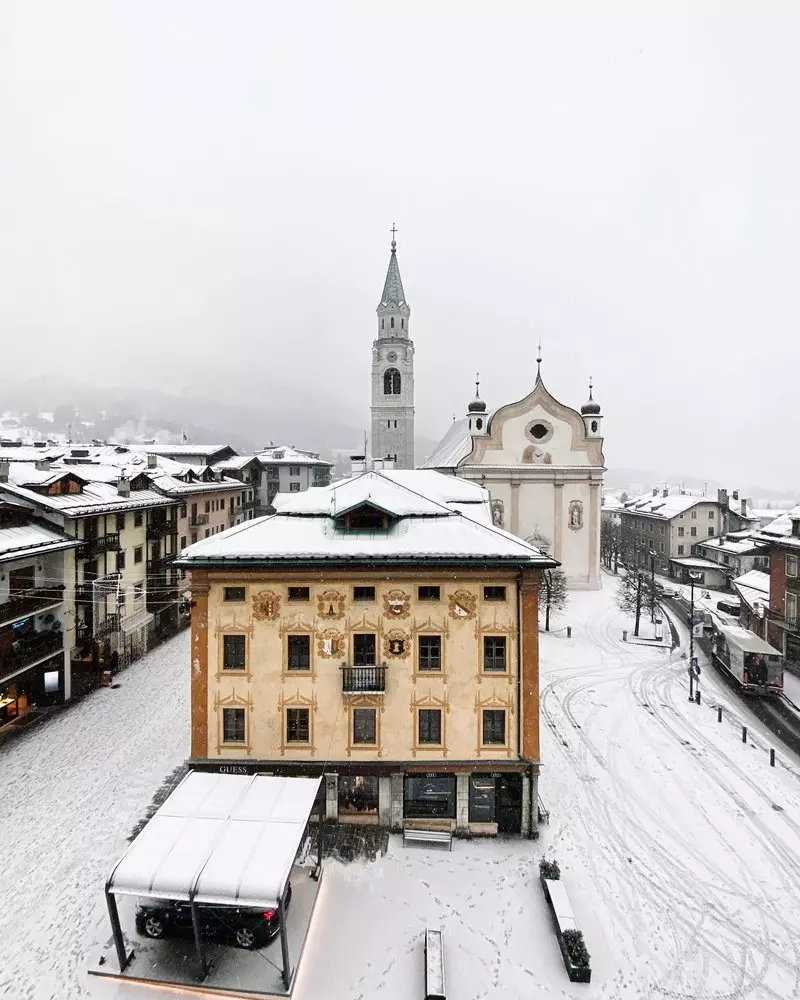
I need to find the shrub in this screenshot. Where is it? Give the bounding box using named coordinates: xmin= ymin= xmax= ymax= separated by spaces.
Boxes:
xmin=539 ymin=858 xmax=560 ymax=880
xmin=562 ymin=929 xmax=590 ymax=968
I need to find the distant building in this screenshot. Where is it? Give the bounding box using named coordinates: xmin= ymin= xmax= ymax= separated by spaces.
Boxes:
xmin=139 ymin=444 xmax=237 ymax=467
xmin=209 ymin=456 xmax=265 ymax=518
xmin=0 ymin=501 xmax=79 ymax=720
xmin=257 ymin=446 xmax=333 ymax=508
xmin=754 ymin=504 xmax=800 ymax=674
xmin=423 ymin=365 xmax=605 ymax=590
xmin=179 ymin=470 xmax=555 ymax=837
xmin=695 ymin=531 xmax=769 ymax=590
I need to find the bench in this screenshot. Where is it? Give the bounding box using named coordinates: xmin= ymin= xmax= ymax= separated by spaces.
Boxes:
xmin=541 ymin=875 xmax=591 ymax=983
xmin=424 ymin=928 xmax=446 ymax=1000
xmin=537 ymin=794 xmax=550 ymax=825
xmin=403 ymin=827 xmax=453 ymax=851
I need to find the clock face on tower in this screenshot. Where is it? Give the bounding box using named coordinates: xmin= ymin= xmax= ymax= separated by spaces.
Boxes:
xmin=386 ymin=351 xmax=398 ymax=362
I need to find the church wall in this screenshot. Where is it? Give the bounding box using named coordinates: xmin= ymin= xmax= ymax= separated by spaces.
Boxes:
xmin=474 ymin=403 xmax=596 ymax=468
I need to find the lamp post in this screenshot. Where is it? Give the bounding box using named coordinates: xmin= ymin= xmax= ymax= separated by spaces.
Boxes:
xmin=688 ymin=570 xmax=703 ymax=701
xmin=649 ymin=548 xmax=657 ymax=623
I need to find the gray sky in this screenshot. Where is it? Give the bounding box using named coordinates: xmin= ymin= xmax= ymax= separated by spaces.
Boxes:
xmin=2 ymin=2 xmax=798 ymax=489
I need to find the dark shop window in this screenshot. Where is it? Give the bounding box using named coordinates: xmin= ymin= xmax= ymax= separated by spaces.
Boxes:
xmin=403 ymin=774 xmax=455 ymax=819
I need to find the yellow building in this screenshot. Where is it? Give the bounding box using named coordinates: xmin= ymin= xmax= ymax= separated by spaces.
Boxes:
xmin=179 ymin=471 xmax=555 ymax=837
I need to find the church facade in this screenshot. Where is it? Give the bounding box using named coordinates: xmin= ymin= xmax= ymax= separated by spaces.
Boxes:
xmin=423 ymin=368 xmax=605 ymax=590
xmin=370 ymin=236 xmax=415 ymax=470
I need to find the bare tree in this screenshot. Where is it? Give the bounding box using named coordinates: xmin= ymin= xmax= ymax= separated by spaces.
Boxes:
xmin=616 ymin=571 xmax=656 ymax=637
xmin=541 ymin=568 xmax=569 ymax=631
xmin=600 ymin=519 xmax=621 ymax=573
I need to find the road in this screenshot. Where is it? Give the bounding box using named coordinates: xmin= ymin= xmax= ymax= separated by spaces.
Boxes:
xmin=0 ymin=631 xmax=189 ymax=1000
xmin=539 ymin=575 xmax=800 ymax=998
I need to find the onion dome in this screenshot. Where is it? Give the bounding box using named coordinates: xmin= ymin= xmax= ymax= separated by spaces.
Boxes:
xmin=468 ymin=374 xmax=486 ymax=413
xmin=581 ymin=378 xmax=601 ymax=415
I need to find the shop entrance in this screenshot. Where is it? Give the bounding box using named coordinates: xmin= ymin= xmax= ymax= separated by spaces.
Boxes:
xmin=495 ymin=774 xmax=522 ymax=833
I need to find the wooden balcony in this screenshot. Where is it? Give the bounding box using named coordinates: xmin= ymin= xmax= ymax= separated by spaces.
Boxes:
xmin=0 ymin=586 xmax=65 ymax=628
xmin=147 ymin=520 xmax=177 ymax=540
xmin=189 ymin=513 xmax=209 ymax=527
xmin=0 ymin=630 xmax=63 ymax=682
xmin=341 ymin=665 xmax=387 ymax=694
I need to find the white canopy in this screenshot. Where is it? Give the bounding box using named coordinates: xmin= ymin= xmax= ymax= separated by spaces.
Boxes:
xmin=718 ymin=625 xmax=782 ymax=657
xmin=108 ymin=772 xmax=321 ymax=909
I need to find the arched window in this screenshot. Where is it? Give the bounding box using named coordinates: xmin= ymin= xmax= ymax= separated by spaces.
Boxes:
xmin=381 ymin=319 xmax=384 ymax=329
xmin=384 ymin=368 xmax=401 ymax=395
xmin=401 ymin=318 xmax=404 ymax=329
xmin=390 ymin=317 xmax=395 ymax=328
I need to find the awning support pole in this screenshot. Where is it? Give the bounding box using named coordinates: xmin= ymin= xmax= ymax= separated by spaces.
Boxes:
xmin=105 ymin=887 xmax=130 ymax=972
xmin=278 ymin=888 xmax=291 ymax=990
xmin=189 ymin=896 xmax=208 ymax=980
xmin=316 ymin=795 xmax=324 ymax=876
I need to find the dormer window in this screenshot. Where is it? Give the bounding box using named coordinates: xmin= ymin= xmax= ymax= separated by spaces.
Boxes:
xmin=343 ymin=504 xmax=389 ymax=531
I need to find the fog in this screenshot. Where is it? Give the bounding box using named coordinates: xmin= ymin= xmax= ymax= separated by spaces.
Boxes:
xmin=1 ymin=2 xmax=798 ymax=489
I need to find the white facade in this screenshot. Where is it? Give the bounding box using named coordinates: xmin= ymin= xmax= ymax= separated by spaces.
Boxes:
xmin=423 ymin=375 xmax=605 ymax=590
xmin=370 ymin=240 xmax=415 ymax=470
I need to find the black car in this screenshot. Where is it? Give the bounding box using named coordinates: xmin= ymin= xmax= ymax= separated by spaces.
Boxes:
xmin=135 ymin=883 xmax=292 ymax=950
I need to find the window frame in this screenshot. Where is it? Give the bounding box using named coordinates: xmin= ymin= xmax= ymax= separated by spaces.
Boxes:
xmin=223 ymin=586 xmax=246 ymax=602
xmin=417 ymin=585 xmax=441 ymax=602
xmin=483 ymin=586 xmax=507 ymax=602
xmin=133 ymin=546 xmax=143 ymax=564
xmin=287 ymin=633 xmax=311 ymax=672
xmin=417 ymin=634 xmax=442 ymax=672
xmin=353 ymin=585 xmax=376 ymax=603
xmin=351 ymin=707 xmax=378 ymax=746
xmin=787 ymin=554 xmax=798 ymax=579
xmin=287 ymin=586 xmax=310 ymax=602
xmin=481 ymin=709 xmax=507 ymax=747
xmin=221 ymin=707 xmax=247 ymax=745
xmin=221 ymin=633 xmax=247 ymax=672
xmin=285 ymin=707 xmax=311 ymax=745
xmin=483 ymin=635 xmax=508 ymax=674
xmin=353 ymin=632 xmax=377 ymax=666
xmin=417 ymin=708 xmax=443 ymax=746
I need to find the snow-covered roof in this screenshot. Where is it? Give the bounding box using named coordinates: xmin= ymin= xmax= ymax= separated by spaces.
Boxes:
xmin=623 ymin=490 xmax=756 ymax=522
xmin=258 ymin=445 xmax=331 ymax=467
xmin=755 ymin=503 xmax=800 ymax=550
xmin=179 ymin=471 xmax=555 ymax=567
xmin=732 ymin=569 xmax=770 ymax=612
xmin=696 ymin=534 xmax=764 ymax=556
xmin=108 ymin=772 xmax=321 ymax=908
xmin=140 ymin=444 xmax=232 ymax=458
xmin=669 ymin=556 xmax=724 ymax=570
xmin=601 ymin=495 xmax=625 ymax=511
xmin=0 ymin=478 xmax=177 ymax=517
xmin=420 ymin=418 xmax=476 ymax=470
xmin=149 ymin=473 xmax=244 ymax=496
xmin=0 ymin=521 xmax=80 ymax=562
xmin=212 ymin=455 xmax=262 ymax=473
xmin=718 ymin=625 xmax=782 ymax=656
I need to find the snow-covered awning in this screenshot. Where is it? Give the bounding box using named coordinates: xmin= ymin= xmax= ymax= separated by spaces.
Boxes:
xmin=108 ymin=772 xmax=321 ymax=909
xmin=718 ymin=625 xmax=782 ymax=656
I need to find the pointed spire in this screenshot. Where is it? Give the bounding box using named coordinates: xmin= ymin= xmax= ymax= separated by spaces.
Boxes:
xmin=468 ymin=371 xmax=486 ymax=413
xmin=536 ymin=339 xmax=543 ymax=382
xmin=377 ymin=225 xmax=407 ymax=313
xmin=581 ymin=375 xmax=601 ymax=414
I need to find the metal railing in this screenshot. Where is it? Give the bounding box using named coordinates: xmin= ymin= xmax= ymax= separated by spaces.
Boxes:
xmin=147 ymin=520 xmax=176 ymax=539
xmin=0 ymin=586 xmax=65 ymax=627
xmin=0 ymin=630 xmax=63 ymax=681
xmin=341 ymin=664 xmax=387 ymax=693
xmin=78 ymin=533 xmax=120 ymax=558
xmin=189 ymin=513 xmax=210 ymax=527
xmin=95 ymin=613 xmax=121 ymax=637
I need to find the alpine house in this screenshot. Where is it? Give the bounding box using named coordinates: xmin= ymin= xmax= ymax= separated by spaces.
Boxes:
xmin=177 ymin=469 xmax=556 ymax=838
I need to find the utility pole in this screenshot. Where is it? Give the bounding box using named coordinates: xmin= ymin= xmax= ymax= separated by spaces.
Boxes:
xmin=634 ymin=573 xmax=643 ymax=637
xmin=649 ymin=549 xmax=657 ymax=623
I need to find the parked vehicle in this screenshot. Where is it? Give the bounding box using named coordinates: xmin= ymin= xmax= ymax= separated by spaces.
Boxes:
xmin=716 ymin=600 xmax=741 ymax=616
xmin=135 ymin=883 xmax=292 ymax=949
xmin=711 ymin=626 xmax=783 ymax=696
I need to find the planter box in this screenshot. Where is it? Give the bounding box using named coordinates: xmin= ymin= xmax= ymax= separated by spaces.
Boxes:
xmin=540 ymin=875 xmax=592 ymax=984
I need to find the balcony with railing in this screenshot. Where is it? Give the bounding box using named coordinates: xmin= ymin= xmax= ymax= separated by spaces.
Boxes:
xmin=146 ymin=579 xmax=181 ymax=611
xmin=95 ymin=613 xmax=121 ymax=638
xmin=188 ymin=513 xmax=209 ymax=527
xmin=0 ymin=629 xmax=64 ymax=682
xmin=341 ymin=664 xmax=387 ymax=694
xmin=77 ymin=533 xmax=120 ymax=559
xmin=0 ymin=586 xmax=65 ymax=628
xmin=146 ymin=553 xmax=176 ymax=574
xmin=147 ymin=519 xmax=177 ymax=540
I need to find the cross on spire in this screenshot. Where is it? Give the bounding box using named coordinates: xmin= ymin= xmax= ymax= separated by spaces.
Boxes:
xmin=390 ymin=223 xmax=397 ymax=249
xmin=536 ymin=339 xmax=543 ymax=380
xmin=475 ymin=372 xmax=480 ymax=396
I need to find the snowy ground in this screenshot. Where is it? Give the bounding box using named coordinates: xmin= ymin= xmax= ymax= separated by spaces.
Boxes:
xmin=0 ymin=632 xmax=189 ymax=1000
xmin=8 ymin=581 xmax=800 ymax=1000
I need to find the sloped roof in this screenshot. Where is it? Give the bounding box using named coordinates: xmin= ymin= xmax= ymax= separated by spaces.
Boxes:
xmin=258 ymin=445 xmax=331 ymax=467
xmin=732 ymin=569 xmax=770 ymax=612
xmin=377 ymin=247 xmax=407 ymax=312
xmin=718 ymin=625 xmax=782 ymax=656
xmin=755 ymin=503 xmax=800 ymax=550
xmin=0 ymin=521 xmax=80 ymax=561
xmin=420 ymin=418 xmax=475 ymax=470
xmin=0 ymin=478 xmax=176 ymax=516
xmin=273 ymin=472 xmax=452 ymax=518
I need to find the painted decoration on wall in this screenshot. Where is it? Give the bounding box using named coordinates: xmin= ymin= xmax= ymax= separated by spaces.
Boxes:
xmin=383 ymin=589 xmax=411 ymax=619
xmin=568 ymin=500 xmax=584 ymax=530
xmin=252 ymin=591 xmax=281 ymax=621
xmin=316 ymin=629 xmax=345 ymax=658
xmin=522 ymin=444 xmax=553 ymax=464
xmin=317 ymin=590 xmax=346 ymax=620
xmin=448 ymin=589 xmax=478 ymax=620
xmin=383 ymin=629 xmax=410 ymax=659
xmin=490 ymin=499 xmax=505 ymax=528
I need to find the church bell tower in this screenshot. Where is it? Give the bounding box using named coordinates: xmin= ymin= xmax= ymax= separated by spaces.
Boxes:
xmin=370 ymin=228 xmax=415 ymax=469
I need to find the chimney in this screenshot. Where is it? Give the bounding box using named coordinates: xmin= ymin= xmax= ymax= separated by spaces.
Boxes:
xmin=732 ymin=489 xmax=739 ymax=501
xmin=652 ymin=487 xmax=658 ymax=496
xmin=662 ymin=488 xmax=669 ymax=498
xmin=351 ymin=454 xmax=366 ymax=476
xmin=35 ymin=458 xmax=51 ymax=472
xmin=0 ymin=459 xmax=9 ymax=482
xmin=717 ymin=488 xmax=728 ymax=509
xmin=117 ymin=476 xmax=130 ymax=497
xmin=741 ymin=497 xmax=747 ymax=516
xmin=147 ymin=454 xmax=157 ymax=469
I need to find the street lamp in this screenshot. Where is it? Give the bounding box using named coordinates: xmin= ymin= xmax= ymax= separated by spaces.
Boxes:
xmin=649 ymin=548 xmax=657 ymax=623
xmin=687 ymin=570 xmax=703 ymax=701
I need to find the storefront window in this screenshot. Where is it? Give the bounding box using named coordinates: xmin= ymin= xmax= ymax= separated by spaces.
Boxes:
xmin=469 ymin=775 xmax=496 ymax=822
xmin=404 ymin=774 xmax=456 ymax=819
xmin=338 ymin=775 xmax=379 ymax=816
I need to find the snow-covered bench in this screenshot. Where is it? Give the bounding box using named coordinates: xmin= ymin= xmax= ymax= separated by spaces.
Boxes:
xmin=403 ymin=827 xmax=452 ymax=851
xmin=540 ymin=875 xmax=591 ymax=983
xmin=424 ymin=928 xmax=446 ymax=1000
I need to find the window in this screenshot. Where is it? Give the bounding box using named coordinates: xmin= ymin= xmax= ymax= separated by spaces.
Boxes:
xmin=418 ymin=635 xmax=442 ymax=671
xmin=220 ymin=497 xmax=225 ymax=509
xmin=286 ymin=708 xmax=310 ymax=743
xmin=352 ymin=708 xmax=377 ymax=745
xmin=787 ymin=592 xmax=798 ymax=622
xmin=708 ymin=527 xmax=714 ymax=536
xmin=222 ymin=708 xmax=246 ymax=743
xmin=134 ymin=511 xmax=143 ymax=528
xmin=483 ymin=636 xmax=507 ymax=673
xmin=401 ymin=318 xmax=404 ymax=329
xmin=339 ymin=775 xmax=378 ymax=815
xmin=482 ymin=709 xmax=506 ymax=745
xmin=679 ymin=513 xmax=684 ymax=520
xmin=787 ymin=555 xmax=798 ymax=579
xmin=418 ymin=585 xmax=440 ymax=601
xmin=116 ymin=513 xmax=126 ymax=532
xmin=678 ymin=527 xmax=684 ymax=537
xmin=390 ymin=316 xmax=394 ymax=328
xmin=289 ymin=466 xmax=300 ymax=476
xmin=205 ymin=501 xmax=211 ymax=513
xmin=289 ymin=483 xmax=301 ymax=492
xmin=180 ymin=535 xmax=187 ymax=549
xmin=691 ymin=510 xmax=697 ymax=519
xmin=223 ymin=634 xmax=246 ymax=670
xmin=383 ymin=367 xmax=401 ymax=395
xmin=180 ymin=504 xmax=187 ymax=518
xmin=288 ymin=586 xmax=310 ymax=601
xmin=709 ymin=510 xmax=715 ymax=519
xmin=659 ymin=542 xmax=665 ymax=553
xmin=347 ymin=507 xmax=386 ymax=530
xmin=353 ymin=586 xmax=375 ymax=602
xmin=288 ymin=634 xmax=311 ymax=671
xmin=660 ymin=525 xmax=665 ymax=535
xmin=134 ymin=546 xmax=143 ymax=564
xmin=418 ymin=709 xmax=442 ymax=744
xmin=404 ymin=774 xmax=455 ymax=819
xmin=484 ymin=586 xmax=506 ymax=601
xmin=204 ymin=529 xmax=210 ymax=538
xmin=224 ymin=586 xmax=245 ymax=602
xmin=191 ymin=532 xmax=197 ymax=544
xmin=353 ymin=633 xmax=376 ymax=665
xmin=690 ymin=527 xmax=697 ymax=537
xmin=678 ymin=544 xmax=684 ymax=555
xmin=469 ymin=775 xmax=496 ymax=822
